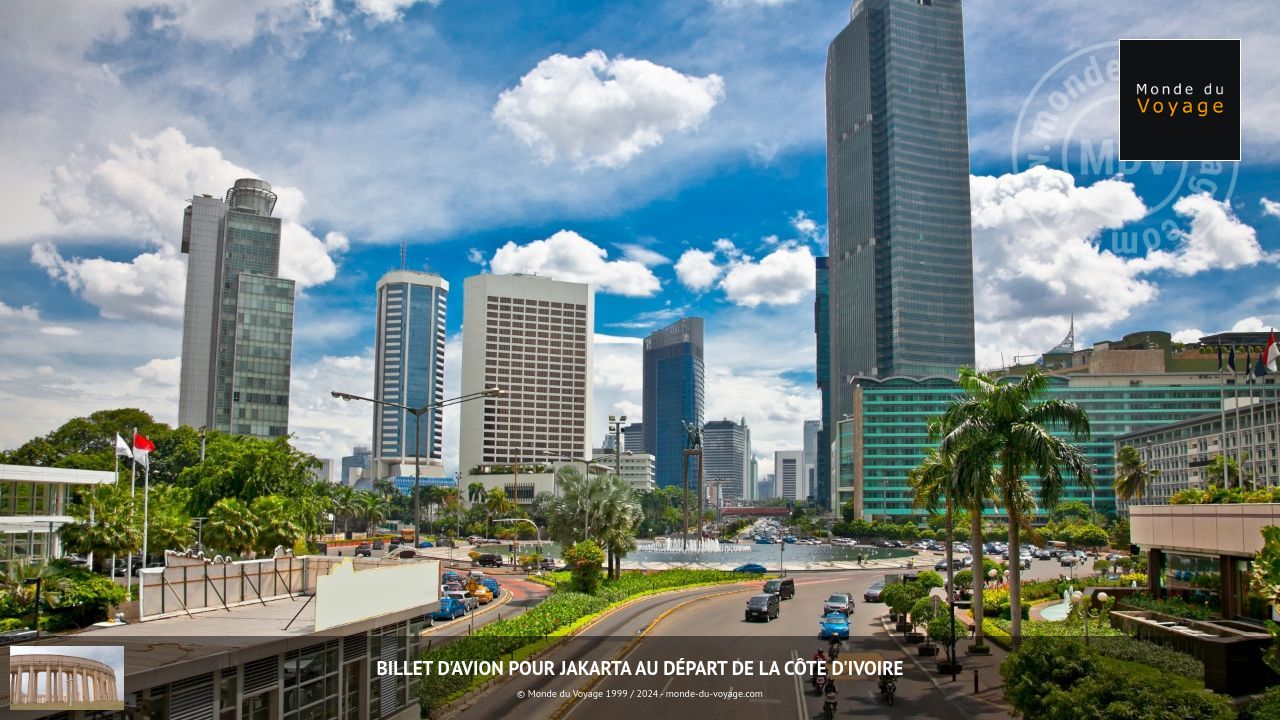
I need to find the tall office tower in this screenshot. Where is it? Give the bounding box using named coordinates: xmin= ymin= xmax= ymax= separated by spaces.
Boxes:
xmin=341 ymin=444 xmax=372 ymax=486
xmin=803 ymin=420 xmax=822 ymax=502
xmin=814 ymin=257 xmax=832 ymax=509
xmin=824 ymin=0 xmax=976 ymax=433
xmin=178 ymin=178 xmax=295 ymax=438
xmin=372 ymin=270 xmax=448 ymax=477
xmin=703 ymin=418 xmax=751 ymax=500
xmin=774 ymin=450 xmax=803 ymax=501
xmin=643 ymin=318 xmax=705 ymax=489
xmin=622 ymin=422 xmax=645 ymax=453
xmin=748 ymin=456 xmax=759 ymax=502
xmin=759 ymin=473 xmax=775 ymax=501
xmin=458 ymin=274 xmax=593 ymax=474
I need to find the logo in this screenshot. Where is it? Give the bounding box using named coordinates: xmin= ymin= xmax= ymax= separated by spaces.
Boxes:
xmin=1119 ymin=39 xmax=1241 ymax=162
xmin=1012 ymin=41 xmax=1237 ymax=256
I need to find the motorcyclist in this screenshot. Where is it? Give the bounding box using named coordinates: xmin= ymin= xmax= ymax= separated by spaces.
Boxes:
xmin=827 ymin=636 xmax=844 ymax=660
xmin=811 ymin=649 xmax=827 ymax=689
xmin=822 ymin=679 xmax=838 ymax=718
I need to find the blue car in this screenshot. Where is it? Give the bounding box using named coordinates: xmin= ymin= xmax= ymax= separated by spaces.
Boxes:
xmin=733 ymin=563 xmax=768 ymax=574
xmin=442 ymin=571 xmax=465 ymax=584
xmin=819 ymin=612 xmax=851 ymax=639
xmin=783 ymin=536 xmax=797 ymax=544
xmin=480 ymin=577 xmax=500 ymax=595
xmin=755 ymin=536 xmax=774 ymax=544
xmin=432 ymin=597 xmax=467 ymax=621
xmin=419 ymin=540 xmax=434 ymax=548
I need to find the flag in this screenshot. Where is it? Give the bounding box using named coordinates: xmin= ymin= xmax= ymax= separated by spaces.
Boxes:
xmin=115 ymin=434 xmax=133 ymax=458
xmin=1265 ymin=330 xmax=1280 ymax=373
xmin=133 ymin=433 xmax=156 ymax=468
xmin=1218 ymin=342 xmax=1225 ymax=374
xmin=1246 ymin=347 xmax=1254 ymax=382
xmin=1228 ymin=345 xmax=1237 ymax=375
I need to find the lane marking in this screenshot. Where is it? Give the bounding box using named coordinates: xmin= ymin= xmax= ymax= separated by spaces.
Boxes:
xmin=790 ymin=649 xmax=806 ymax=720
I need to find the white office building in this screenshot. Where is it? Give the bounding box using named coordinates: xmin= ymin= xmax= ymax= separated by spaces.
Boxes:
xmin=458 ymin=274 xmax=593 ymax=477
xmin=774 ymin=450 xmax=803 ymax=501
xmin=592 ymin=452 xmax=657 ymax=493
xmin=0 ymin=464 xmax=115 ymax=568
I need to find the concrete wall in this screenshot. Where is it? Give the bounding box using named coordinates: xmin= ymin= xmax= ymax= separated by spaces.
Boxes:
xmin=1130 ymin=503 xmax=1280 ymax=556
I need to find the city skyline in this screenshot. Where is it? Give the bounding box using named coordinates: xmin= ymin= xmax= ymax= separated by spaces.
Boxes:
xmin=2 ymin=2 xmax=1280 ymax=480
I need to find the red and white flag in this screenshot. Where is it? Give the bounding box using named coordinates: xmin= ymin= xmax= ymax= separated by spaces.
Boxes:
xmin=133 ymin=433 xmax=156 ymax=468
xmin=1265 ymin=330 xmax=1280 ymax=374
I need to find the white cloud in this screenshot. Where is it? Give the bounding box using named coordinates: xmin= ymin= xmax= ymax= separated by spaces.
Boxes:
xmin=466 ymin=248 xmax=487 ymax=267
xmin=1134 ymin=195 xmax=1263 ymax=276
xmin=1171 ymin=328 xmax=1204 ymax=344
xmin=618 ymin=243 xmax=670 ymax=267
xmin=720 ymin=244 xmax=816 ymax=307
xmin=35 ymin=128 xmax=346 ymax=322
xmin=1231 ymin=317 xmax=1269 ymax=333
xmin=0 ymin=302 xmax=39 ymax=322
xmin=288 ymin=351 xmax=376 ymax=461
xmin=711 ymin=0 xmax=795 ymax=7
xmin=353 ymin=0 xmax=439 ymax=25
xmin=134 ymin=356 xmax=180 ymax=385
xmin=1263 ymin=198 xmax=1280 ymax=219
xmin=489 ymin=230 xmax=660 ymax=297
xmin=39 ymin=326 xmax=80 ymax=337
xmin=790 ymin=210 xmax=822 ymax=246
xmin=493 ymin=50 xmax=725 ymax=169
xmin=607 ymin=304 xmax=691 ymax=330
xmin=674 ymin=249 xmax=723 ymax=292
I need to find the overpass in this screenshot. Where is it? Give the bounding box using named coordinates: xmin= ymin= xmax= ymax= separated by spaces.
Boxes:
xmin=719 ymin=506 xmax=789 ymax=517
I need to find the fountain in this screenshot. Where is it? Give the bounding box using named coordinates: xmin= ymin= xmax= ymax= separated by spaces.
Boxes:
xmin=1040 ymin=586 xmax=1074 ymax=622
xmin=635 ymin=537 xmax=751 ymax=553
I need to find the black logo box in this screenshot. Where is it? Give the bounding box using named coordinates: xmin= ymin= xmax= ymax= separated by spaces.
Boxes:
xmin=1119 ymin=39 xmax=1240 ymax=162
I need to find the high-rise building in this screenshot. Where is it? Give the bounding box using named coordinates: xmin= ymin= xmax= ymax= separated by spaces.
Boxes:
xmin=803 ymin=420 xmax=821 ymax=502
xmin=178 ymin=178 xmax=295 ymax=438
xmin=372 ymin=270 xmax=448 ymax=478
xmin=622 ymin=422 xmax=645 ymax=453
xmin=814 ymin=257 xmax=832 ymax=508
xmin=341 ymin=445 xmax=372 ymax=487
xmin=824 ymin=0 xmax=976 ymax=446
xmin=774 ymin=450 xmax=803 ymax=501
xmin=643 ymin=318 xmax=705 ymax=489
xmin=592 ymin=452 xmax=657 ymax=493
xmin=748 ymin=456 xmax=759 ymax=502
xmin=703 ymin=418 xmax=751 ymax=501
xmin=458 ymin=274 xmax=593 ymax=474
xmin=758 ymin=473 xmax=775 ymax=501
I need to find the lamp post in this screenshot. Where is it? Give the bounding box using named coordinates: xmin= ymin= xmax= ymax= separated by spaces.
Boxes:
xmin=1071 ymin=590 xmax=1108 ymax=645
xmin=607 ymin=415 xmax=627 ymax=479
xmin=23 ymin=577 xmax=41 ymax=639
xmin=987 ymin=568 xmax=997 ymax=588
xmin=332 ymin=387 xmax=502 ymax=549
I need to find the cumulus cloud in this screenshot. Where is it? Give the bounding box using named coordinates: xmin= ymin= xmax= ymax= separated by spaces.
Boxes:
xmin=674 ymin=249 xmax=723 ymax=292
xmin=1263 ymin=198 xmax=1280 ymax=219
xmin=790 ymin=210 xmax=822 ymax=246
xmin=720 ymin=244 xmax=816 ymax=307
xmin=618 ymin=243 xmax=670 ymax=267
xmin=134 ymin=356 xmax=180 ymax=384
xmin=1171 ymin=328 xmax=1204 ymax=344
xmin=0 ymin=302 xmax=39 ymax=322
xmin=466 ymin=248 xmax=487 ymax=267
xmin=1173 ymin=318 xmax=1273 ymax=346
xmin=493 ymin=50 xmax=725 ymax=169
xmin=36 ymin=128 xmax=347 ymax=322
xmin=489 ymin=230 xmax=660 ymax=296
xmin=1133 ymin=195 xmax=1263 ymax=276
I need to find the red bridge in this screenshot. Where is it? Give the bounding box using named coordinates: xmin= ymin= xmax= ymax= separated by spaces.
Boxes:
xmin=719 ymin=506 xmax=790 ymax=517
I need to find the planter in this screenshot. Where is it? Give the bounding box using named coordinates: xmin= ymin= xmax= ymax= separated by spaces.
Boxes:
xmin=936 ymin=660 xmax=964 ymax=675
xmin=966 ymin=643 xmax=991 ymax=656
xmin=918 ymin=644 xmax=939 ymax=657
xmin=888 ymin=612 xmax=900 ymax=622
xmin=905 ymin=632 xmax=925 ymax=644
xmin=895 ymin=620 xmax=911 ymax=633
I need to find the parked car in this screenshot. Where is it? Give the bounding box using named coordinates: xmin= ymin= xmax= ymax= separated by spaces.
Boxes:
xmin=355 ymin=543 xmax=373 ymax=557
xmin=745 ymin=593 xmax=780 ymax=622
xmin=538 ymin=558 xmax=558 ymax=571
xmin=444 ymin=590 xmax=479 ymax=611
xmin=863 ymin=581 xmax=886 ymax=603
xmin=372 ymin=540 xmax=384 ymax=551
xmin=475 ymin=554 xmax=504 ymax=568
xmin=763 ymin=577 xmax=795 ymax=600
xmin=1035 ymin=549 xmax=1053 ymax=560
xmin=935 ymin=558 xmax=964 ymax=571
xmin=131 ymin=560 xmax=165 ymax=576
xmin=432 ymin=597 xmax=467 ymax=621
xmin=1060 ymin=555 xmax=1080 ymax=567
xmin=819 ymin=612 xmax=851 ymax=639
xmin=418 ymin=540 xmax=434 ymax=548
xmin=823 ymin=592 xmax=854 ymax=616
xmin=733 ymin=563 xmax=768 ymax=574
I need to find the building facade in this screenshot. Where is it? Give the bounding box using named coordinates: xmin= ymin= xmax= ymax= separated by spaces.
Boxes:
xmin=340 ymin=445 xmax=372 ymax=487
xmin=702 ymin=418 xmax=751 ymax=501
xmin=814 ymin=256 xmax=832 ymax=509
xmin=803 ymin=420 xmax=821 ymax=503
xmin=372 ymin=270 xmax=449 ymax=478
xmin=643 ymin=318 xmax=705 ymax=490
xmin=592 ymin=452 xmax=657 ymax=493
xmin=179 ymin=179 xmax=295 ymax=439
xmin=458 ymin=274 xmax=593 ymax=475
xmin=748 ymin=457 xmax=759 ymax=502
xmin=774 ymin=451 xmax=803 ymax=502
xmin=823 ymin=0 xmax=976 ymax=466
xmin=621 ymin=422 xmax=645 ymax=454
xmin=0 ymin=464 xmax=115 ymax=570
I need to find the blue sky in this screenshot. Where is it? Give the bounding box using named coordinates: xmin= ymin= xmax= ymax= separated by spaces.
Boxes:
xmin=1 ymin=0 xmax=1279 ymax=476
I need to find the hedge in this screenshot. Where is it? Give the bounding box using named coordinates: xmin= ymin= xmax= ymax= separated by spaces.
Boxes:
xmin=1117 ymin=592 xmax=1215 ymax=621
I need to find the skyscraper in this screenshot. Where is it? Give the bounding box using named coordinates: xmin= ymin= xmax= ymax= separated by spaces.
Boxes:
xmin=815 ymin=256 xmax=832 ymax=508
xmin=803 ymin=419 xmax=822 ymax=502
xmin=458 ymin=274 xmax=593 ymax=474
xmin=372 ymin=270 xmax=448 ymax=478
xmin=703 ymin=418 xmax=751 ymax=501
xmin=824 ymin=0 xmax=976 ymax=424
xmin=178 ymin=178 xmax=295 ymax=439
xmin=622 ymin=422 xmax=645 ymax=453
xmin=774 ymin=450 xmax=803 ymax=501
xmin=340 ymin=444 xmax=372 ymax=486
xmin=643 ymin=318 xmax=705 ymax=489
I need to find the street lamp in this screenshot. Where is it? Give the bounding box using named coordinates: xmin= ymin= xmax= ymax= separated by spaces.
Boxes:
xmin=23 ymin=577 xmax=41 ymax=639
xmin=1071 ymin=590 xmax=1108 ymax=645
xmin=493 ymin=517 xmax=541 ymax=570
xmin=332 ymin=386 xmax=502 ymax=548
xmin=607 ymin=415 xmax=627 ymax=479
xmin=987 ymin=568 xmax=997 ymax=588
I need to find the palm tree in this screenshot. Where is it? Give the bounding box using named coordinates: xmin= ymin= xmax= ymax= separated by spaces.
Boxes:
xmin=908 ymin=445 xmax=963 ymax=658
xmin=59 ymin=483 xmax=140 ymax=571
xmin=938 ymin=368 xmax=1093 ymax=648
xmin=595 ymin=475 xmax=641 ymax=579
xmin=330 ymin=485 xmax=357 ymax=536
xmin=250 ymin=494 xmax=304 ymax=555
xmin=467 ymin=481 xmax=487 ymax=506
xmin=204 ymin=498 xmax=258 ymax=557
xmin=1114 ymin=445 xmax=1158 ymax=502
xmin=355 ymin=491 xmax=389 ymax=532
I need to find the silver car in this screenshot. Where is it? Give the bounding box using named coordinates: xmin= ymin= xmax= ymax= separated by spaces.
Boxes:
xmin=445 ymin=590 xmax=479 ymax=611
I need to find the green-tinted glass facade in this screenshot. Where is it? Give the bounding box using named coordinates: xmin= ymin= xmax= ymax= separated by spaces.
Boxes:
xmin=847 ymin=376 xmax=1225 ymax=521
xmin=815 ymin=256 xmax=831 ymax=508
xmin=228 ymin=273 xmax=295 ymax=437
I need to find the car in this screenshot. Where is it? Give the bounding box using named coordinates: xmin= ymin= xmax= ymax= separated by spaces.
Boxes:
xmin=755 ymin=536 xmax=774 ymax=544
xmin=432 ymin=597 xmax=467 ymax=621
xmin=444 ymin=590 xmax=479 ymax=611
xmin=355 ymin=543 xmax=373 ymax=557
xmin=1035 ymin=549 xmax=1052 ymax=560
xmin=935 ymin=558 xmax=964 ymax=571
xmin=745 ymin=593 xmax=780 ymax=622
xmin=442 ymin=570 xmax=465 ymax=583
xmin=819 ymin=612 xmax=851 ymax=639
xmin=763 ymin=577 xmax=795 ymax=600
xmin=372 ymin=540 xmax=384 ymax=551
xmin=131 ymin=561 xmax=165 ymax=576
xmin=538 ymin=558 xmax=558 ymax=571
xmin=823 ymin=592 xmax=854 ymax=616
xmin=441 ymin=582 xmax=463 ymax=593
xmin=1060 ymin=555 xmax=1080 ymax=567
xmin=418 ymin=540 xmax=434 ymax=548
xmin=470 ymin=585 xmax=494 ymax=605
xmin=863 ymin=581 xmax=886 ymax=602
xmin=475 ymin=554 xmax=504 ymax=568
xmin=733 ymin=563 xmax=768 ymax=574
xmin=480 ymin=577 xmax=501 ymax=595
xmin=63 ymin=553 xmax=89 ymax=567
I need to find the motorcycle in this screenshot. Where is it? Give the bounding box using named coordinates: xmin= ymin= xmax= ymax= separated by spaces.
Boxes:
xmin=813 ymin=674 xmax=827 ymax=694
xmin=878 ymin=674 xmax=896 ymax=706
xmin=822 ymin=690 xmax=838 ymax=720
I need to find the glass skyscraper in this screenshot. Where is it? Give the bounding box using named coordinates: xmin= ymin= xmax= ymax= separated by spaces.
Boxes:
xmin=815 ymin=256 xmax=832 ymax=508
xmin=179 ymin=179 xmax=295 ymax=439
xmin=824 ymin=0 xmax=976 ymax=434
xmin=373 ymin=270 xmax=449 ymax=467
xmin=643 ymin=318 xmax=705 ymax=489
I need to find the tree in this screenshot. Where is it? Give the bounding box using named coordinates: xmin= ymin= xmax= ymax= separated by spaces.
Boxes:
xmin=250 ymin=495 xmax=304 ymax=554
xmin=204 ymin=498 xmax=258 ymax=557
xmin=938 ymin=368 xmax=1093 ymax=648
xmin=1068 ymin=523 xmax=1109 ymax=552
xmin=143 ymin=485 xmax=195 ymax=554
xmin=59 ymin=483 xmax=141 ymax=570
xmin=563 ymin=540 xmax=605 ymax=594
xmin=467 ymin=482 xmax=487 ymax=506
xmin=1250 ymin=525 xmax=1280 ymax=675
xmin=355 ymin=491 xmax=389 ymax=532
xmin=1113 ymin=445 xmax=1157 ymax=503
xmin=329 ymin=485 xmax=357 ymax=535
xmin=1108 ymin=519 xmax=1130 ymax=549
xmin=595 ymin=475 xmax=641 ymax=579
xmin=1205 ymin=452 xmax=1254 ymax=488
xmin=1050 ymin=499 xmax=1093 ymax=523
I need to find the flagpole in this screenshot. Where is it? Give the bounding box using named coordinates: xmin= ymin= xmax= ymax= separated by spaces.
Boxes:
xmin=142 ymin=460 xmax=150 ymax=576
xmin=1218 ymin=344 xmax=1227 ymax=491
xmin=1233 ymin=349 xmax=1242 ymax=490
xmin=127 ymin=427 xmax=137 ymax=596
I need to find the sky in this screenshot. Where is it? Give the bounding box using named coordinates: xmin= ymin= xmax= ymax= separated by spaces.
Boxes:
xmin=2 ymin=0 xmax=1279 ymax=478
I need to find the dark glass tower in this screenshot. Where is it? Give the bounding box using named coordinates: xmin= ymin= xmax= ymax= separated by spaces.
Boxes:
xmin=642 ymin=318 xmax=705 ymax=489
xmin=815 ymin=256 xmax=831 ymax=508
xmin=825 ymin=0 xmax=976 ymax=428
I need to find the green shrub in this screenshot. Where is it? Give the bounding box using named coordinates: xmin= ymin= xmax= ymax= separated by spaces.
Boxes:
xmin=1001 ymin=639 xmax=1100 ymax=718
xmin=563 ymin=541 xmax=605 ymax=594
xmin=928 ymin=612 xmax=961 ymax=646
xmin=0 ymin=617 xmax=25 ymax=632
xmin=914 ymin=570 xmax=944 ymax=590
xmin=909 ymin=596 xmax=936 ymax=630
xmin=1117 ymin=592 xmax=1215 ymax=621
xmin=1056 ymin=670 xmax=1233 ymax=720
xmin=1238 ymin=685 xmax=1280 ymax=720
xmin=1090 ymin=637 xmax=1203 ymax=680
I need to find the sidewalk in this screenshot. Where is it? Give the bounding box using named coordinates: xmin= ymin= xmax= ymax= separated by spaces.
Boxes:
xmin=881 ymin=606 xmax=1013 ymax=720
